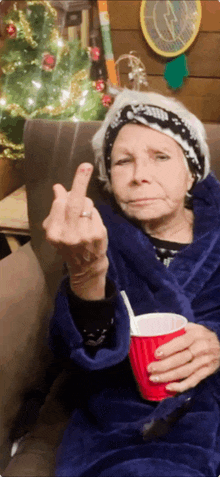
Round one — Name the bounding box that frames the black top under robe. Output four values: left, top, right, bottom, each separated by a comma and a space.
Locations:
66, 236, 189, 347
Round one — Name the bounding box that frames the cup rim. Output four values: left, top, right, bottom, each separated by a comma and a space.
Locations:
131, 313, 188, 337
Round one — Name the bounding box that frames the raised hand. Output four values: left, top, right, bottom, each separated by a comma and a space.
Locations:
42, 163, 109, 300
147, 322, 220, 393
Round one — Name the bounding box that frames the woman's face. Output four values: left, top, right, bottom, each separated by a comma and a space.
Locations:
110, 123, 194, 226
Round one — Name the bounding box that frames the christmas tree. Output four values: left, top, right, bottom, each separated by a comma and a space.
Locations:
0, 0, 112, 161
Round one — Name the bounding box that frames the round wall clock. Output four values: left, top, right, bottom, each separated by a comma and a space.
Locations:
140, 0, 202, 58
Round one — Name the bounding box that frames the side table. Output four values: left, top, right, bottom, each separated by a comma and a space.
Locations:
0, 185, 30, 253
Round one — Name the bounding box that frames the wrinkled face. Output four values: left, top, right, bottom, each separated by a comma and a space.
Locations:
110, 124, 194, 225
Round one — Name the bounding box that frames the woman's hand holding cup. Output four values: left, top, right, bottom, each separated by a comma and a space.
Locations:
129, 313, 188, 401
148, 322, 220, 393
42, 163, 109, 300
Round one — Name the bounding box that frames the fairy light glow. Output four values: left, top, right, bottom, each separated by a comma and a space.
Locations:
82, 90, 89, 97
0, 98, 6, 106
79, 97, 86, 106
32, 80, 42, 89
57, 39, 64, 47
28, 98, 34, 105
61, 90, 70, 102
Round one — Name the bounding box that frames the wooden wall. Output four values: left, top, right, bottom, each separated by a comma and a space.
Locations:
1, 1, 220, 124
107, 0, 220, 123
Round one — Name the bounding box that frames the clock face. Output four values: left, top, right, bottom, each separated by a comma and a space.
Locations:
140, 0, 202, 58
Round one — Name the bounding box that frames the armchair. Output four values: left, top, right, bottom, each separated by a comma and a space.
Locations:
1, 118, 220, 476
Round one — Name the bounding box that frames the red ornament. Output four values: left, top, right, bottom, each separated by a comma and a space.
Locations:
6, 23, 17, 38
90, 47, 101, 62
102, 94, 112, 108
95, 79, 105, 92
42, 53, 56, 71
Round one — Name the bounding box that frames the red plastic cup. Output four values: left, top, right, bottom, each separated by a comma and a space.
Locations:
129, 313, 188, 401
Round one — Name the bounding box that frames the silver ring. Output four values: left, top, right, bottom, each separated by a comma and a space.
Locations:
80, 211, 92, 219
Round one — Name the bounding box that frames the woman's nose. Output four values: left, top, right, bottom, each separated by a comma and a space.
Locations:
132, 160, 153, 184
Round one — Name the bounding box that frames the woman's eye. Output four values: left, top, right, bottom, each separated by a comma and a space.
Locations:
155, 154, 170, 160
114, 158, 132, 165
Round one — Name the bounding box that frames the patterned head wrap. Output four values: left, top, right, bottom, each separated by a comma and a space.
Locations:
103, 103, 205, 185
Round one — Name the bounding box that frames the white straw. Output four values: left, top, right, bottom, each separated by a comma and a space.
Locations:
120, 290, 139, 335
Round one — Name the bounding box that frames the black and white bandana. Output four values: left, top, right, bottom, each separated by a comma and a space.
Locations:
104, 104, 205, 185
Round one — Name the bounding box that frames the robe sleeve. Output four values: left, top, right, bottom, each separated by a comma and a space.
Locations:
192, 264, 220, 341
191, 263, 220, 400
65, 276, 116, 347
48, 275, 131, 371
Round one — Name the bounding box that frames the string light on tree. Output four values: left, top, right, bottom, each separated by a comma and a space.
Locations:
57, 38, 64, 47
32, 80, 42, 89
80, 97, 86, 107
61, 89, 70, 104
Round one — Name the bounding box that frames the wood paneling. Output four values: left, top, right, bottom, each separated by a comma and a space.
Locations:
148, 76, 220, 123
107, 0, 220, 123
201, 1, 220, 30
188, 32, 220, 76
112, 31, 220, 77
108, 1, 141, 31
108, 1, 220, 32
120, 74, 220, 122
112, 30, 166, 74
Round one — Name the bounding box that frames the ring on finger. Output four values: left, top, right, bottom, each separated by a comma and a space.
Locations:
80, 211, 92, 219
188, 348, 194, 362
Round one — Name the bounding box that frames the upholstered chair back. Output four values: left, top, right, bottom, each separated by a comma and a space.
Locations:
23, 120, 220, 299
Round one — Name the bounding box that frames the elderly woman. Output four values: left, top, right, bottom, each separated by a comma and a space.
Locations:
43, 90, 220, 477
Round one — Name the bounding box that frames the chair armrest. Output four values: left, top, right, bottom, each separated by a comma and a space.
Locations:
0, 242, 54, 471
3, 370, 72, 477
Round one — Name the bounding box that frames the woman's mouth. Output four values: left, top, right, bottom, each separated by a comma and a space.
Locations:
128, 198, 158, 205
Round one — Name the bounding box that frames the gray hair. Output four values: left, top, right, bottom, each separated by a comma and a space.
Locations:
92, 89, 210, 192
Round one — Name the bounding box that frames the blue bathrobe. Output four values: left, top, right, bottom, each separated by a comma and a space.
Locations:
50, 173, 220, 477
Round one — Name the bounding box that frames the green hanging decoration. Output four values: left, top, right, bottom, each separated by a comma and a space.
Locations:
140, 0, 202, 90
164, 54, 189, 90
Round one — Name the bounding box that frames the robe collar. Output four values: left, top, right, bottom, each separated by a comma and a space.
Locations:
98, 173, 220, 304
